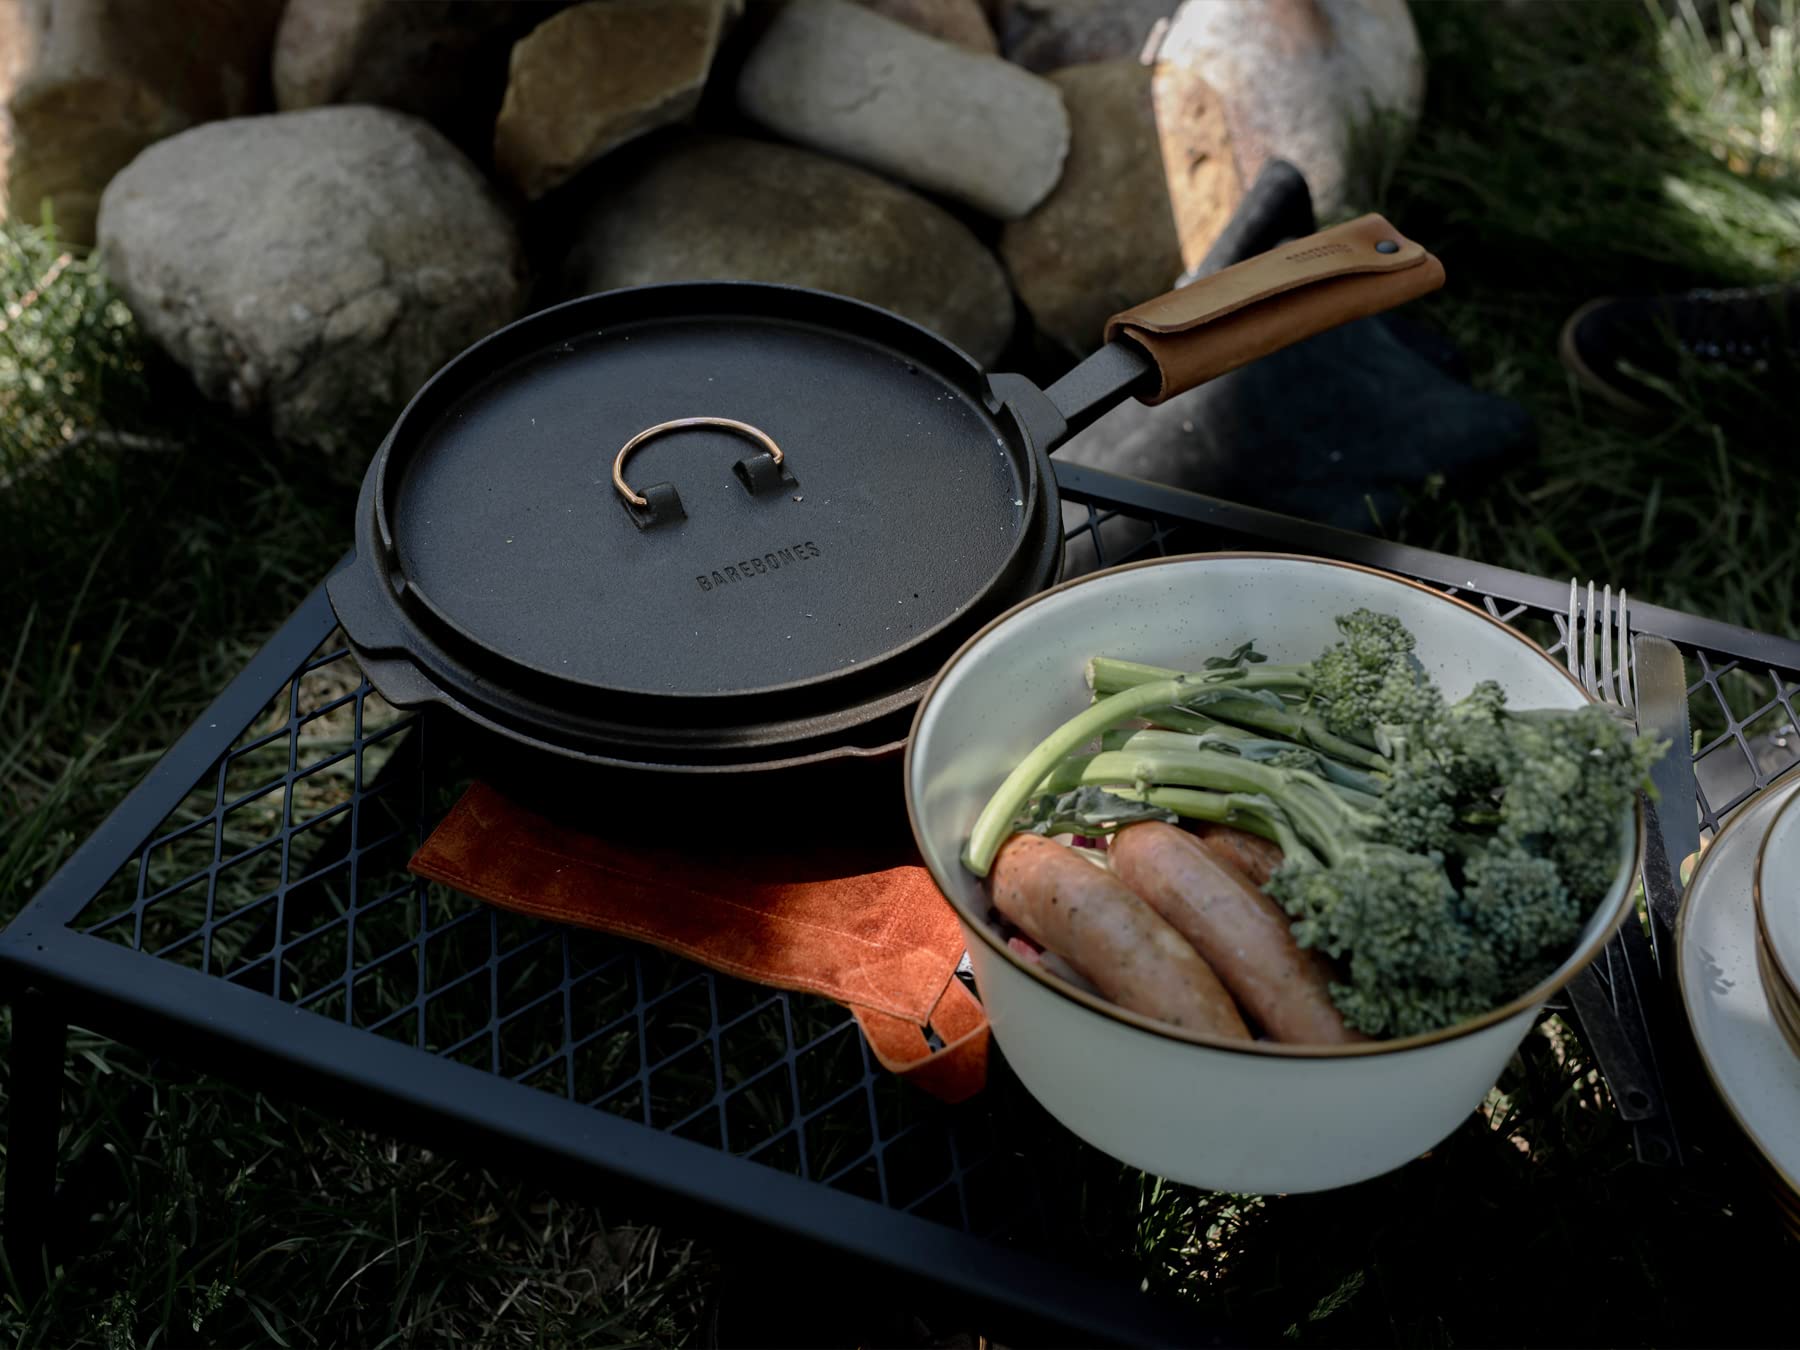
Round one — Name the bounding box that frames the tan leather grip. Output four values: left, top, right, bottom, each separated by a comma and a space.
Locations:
1104, 213, 1445, 405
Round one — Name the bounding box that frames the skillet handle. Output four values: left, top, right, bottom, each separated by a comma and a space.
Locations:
1103, 212, 1444, 406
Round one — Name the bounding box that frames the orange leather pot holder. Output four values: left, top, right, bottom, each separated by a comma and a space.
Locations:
408, 782, 989, 1104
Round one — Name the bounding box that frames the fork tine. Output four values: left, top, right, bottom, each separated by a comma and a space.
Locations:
1619, 589, 1632, 711
1567, 578, 1579, 672
1586, 579, 1598, 697
1601, 584, 1615, 704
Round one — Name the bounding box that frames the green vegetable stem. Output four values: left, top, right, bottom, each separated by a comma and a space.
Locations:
961, 676, 1203, 876
961, 608, 1668, 1039
1088, 657, 1387, 769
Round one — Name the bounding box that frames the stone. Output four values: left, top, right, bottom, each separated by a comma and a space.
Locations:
994, 0, 1178, 71
96, 107, 524, 456
1150, 45, 1245, 272
494, 0, 731, 201
1155, 0, 1425, 222
736, 0, 1068, 221
0, 0, 34, 218
856, 0, 996, 53
5, 0, 284, 243
272, 0, 564, 160
562, 134, 1014, 364
1000, 61, 1180, 353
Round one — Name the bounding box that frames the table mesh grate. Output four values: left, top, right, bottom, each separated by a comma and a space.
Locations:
65, 483, 1800, 1257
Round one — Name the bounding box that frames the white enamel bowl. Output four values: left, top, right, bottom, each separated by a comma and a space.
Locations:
905, 554, 1642, 1194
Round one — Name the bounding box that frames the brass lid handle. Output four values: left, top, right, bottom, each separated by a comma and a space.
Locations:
612, 417, 785, 509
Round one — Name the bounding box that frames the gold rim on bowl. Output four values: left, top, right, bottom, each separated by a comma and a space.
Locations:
904, 551, 1647, 1062
1675, 770, 1800, 1197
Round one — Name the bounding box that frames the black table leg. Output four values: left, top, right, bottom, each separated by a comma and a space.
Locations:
5, 989, 67, 1299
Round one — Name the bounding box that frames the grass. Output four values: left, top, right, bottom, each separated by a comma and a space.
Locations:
0, 243, 721, 1344
2, 1, 1798, 1345
1377, 0, 1800, 626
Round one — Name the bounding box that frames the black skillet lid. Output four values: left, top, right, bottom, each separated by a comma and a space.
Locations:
341, 284, 1055, 756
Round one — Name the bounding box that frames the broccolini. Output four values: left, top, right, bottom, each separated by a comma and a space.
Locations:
964, 608, 1667, 1039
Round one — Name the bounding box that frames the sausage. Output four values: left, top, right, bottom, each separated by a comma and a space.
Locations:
1188, 822, 1287, 888
989, 833, 1250, 1039
1111, 822, 1364, 1045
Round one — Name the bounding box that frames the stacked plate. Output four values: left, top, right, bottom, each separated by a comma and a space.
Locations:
1677, 770, 1800, 1235
1754, 793, 1800, 1058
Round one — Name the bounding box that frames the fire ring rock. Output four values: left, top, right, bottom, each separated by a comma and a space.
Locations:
1156, 0, 1425, 222
856, 0, 997, 53
562, 134, 1015, 365
736, 0, 1068, 221
1001, 60, 1183, 353
96, 107, 524, 456
5, 0, 285, 244
494, 0, 735, 201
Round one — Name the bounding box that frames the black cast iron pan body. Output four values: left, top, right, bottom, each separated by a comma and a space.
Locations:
327, 214, 1443, 775
326, 283, 1121, 773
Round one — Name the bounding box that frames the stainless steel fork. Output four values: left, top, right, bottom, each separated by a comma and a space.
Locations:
1568, 578, 1631, 710
1563, 576, 1682, 1164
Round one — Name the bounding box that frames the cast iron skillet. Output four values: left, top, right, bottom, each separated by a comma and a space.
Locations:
327, 213, 1443, 775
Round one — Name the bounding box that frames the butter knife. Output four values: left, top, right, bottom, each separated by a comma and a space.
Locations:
1632, 634, 1700, 939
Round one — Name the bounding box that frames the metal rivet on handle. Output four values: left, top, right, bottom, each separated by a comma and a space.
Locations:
1375, 240, 1400, 254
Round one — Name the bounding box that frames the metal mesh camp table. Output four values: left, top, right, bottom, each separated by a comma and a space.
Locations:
5, 462, 1798, 1345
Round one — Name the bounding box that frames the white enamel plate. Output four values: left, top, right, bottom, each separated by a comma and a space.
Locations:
1678, 772, 1800, 1193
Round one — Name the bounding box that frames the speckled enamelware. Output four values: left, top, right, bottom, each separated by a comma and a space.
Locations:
1683, 772, 1800, 1198
905, 553, 1642, 1194
1753, 789, 1800, 1032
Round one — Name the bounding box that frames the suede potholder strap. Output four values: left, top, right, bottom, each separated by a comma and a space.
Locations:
1105, 212, 1445, 404
408, 782, 988, 1104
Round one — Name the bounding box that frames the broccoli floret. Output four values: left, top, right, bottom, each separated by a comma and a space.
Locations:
1360, 679, 1514, 850
1373, 769, 1459, 853
1326, 971, 1503, 1044
1309, 609, 1446, 746
1491, 703, 1665, 903
1439, 680, 1512, 798
1268, 844, 1502, 1038
1458, 840, 1582, 987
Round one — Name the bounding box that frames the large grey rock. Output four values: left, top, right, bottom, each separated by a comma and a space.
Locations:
995, 0, 1178, 71
97, 108, 524, 456
1001, 61, 1180, 353
1157, 0, 1425, 219
494, 0, 732, 200
5, 0, 284, 243
736, 0, 1068, 221
856, 0, 996, 53
272, 0, 562, 158
563, 135, 1014, 364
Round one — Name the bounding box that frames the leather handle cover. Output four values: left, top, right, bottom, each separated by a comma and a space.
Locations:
1103, 213, 1445, 405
